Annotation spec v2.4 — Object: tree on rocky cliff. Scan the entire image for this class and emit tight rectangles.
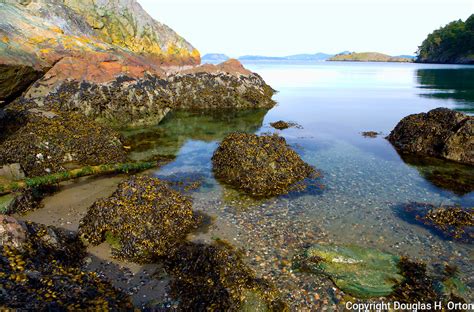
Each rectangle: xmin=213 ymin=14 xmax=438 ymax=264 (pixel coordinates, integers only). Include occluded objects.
xmin=417 ymin=14 xmax=474 ymax=64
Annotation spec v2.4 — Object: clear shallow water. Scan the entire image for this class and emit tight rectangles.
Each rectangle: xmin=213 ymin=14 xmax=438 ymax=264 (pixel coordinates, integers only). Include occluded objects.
xmin=125 ymin=62 xmax=474 ymax=307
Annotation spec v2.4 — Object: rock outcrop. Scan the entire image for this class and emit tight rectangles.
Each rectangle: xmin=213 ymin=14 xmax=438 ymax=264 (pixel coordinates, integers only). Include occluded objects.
xmin=212 ymin=132 xmax=318 ymax=197
xmin=0 ymin=1 xmax=275 ymax=126
xmin=387 ymin=108 xmax=473 ymax=165
xmin=14 ymin=59 xmax=275 ymax=127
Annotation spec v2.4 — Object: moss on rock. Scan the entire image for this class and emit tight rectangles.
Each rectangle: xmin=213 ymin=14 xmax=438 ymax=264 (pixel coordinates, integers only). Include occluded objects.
xmin=212 ymin=132 xmax=318 ymax=197
xmin=79 ymin=175 xmax=199 ymax=263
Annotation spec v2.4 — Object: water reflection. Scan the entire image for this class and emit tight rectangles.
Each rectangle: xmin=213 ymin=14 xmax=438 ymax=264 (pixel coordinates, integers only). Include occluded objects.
xmin=399 ymin=153 xmax=474 ymax=196
xmin=123 ymin=109 xmax=269 ymax=161
xmin=416 ymin=68 xmax=474 ymax=113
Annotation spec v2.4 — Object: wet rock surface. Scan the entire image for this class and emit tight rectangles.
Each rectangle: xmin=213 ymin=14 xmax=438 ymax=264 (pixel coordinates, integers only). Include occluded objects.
xmin=0 ymin=216 xmax=133 ymax=310
xmin=0 ymin=109 xmax=127 ymax=177
xmin=400 ymin=203 xmax=473 ymax=243
xmin=212 ymin=133 xmax=319 ymax=197
xmin=79 ymin=176 xmax=199 ymax=263
xmin=387 ymin=108 xmax=473 ymax=165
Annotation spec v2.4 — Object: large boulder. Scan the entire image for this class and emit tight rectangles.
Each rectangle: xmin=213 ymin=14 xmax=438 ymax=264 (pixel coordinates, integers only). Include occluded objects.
xmin=387 ymin=108 xmax=473 ymax=165
xmin=0 ymin=108 xmax=127 ymax=177
xmin=79 ymin=176 xmax=199 ymax=263
xmin=212 ymin=132 xmax=318 ymax=197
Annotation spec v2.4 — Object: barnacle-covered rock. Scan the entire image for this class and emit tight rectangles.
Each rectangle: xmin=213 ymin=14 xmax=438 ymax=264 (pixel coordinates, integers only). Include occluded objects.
xmin=212 ymin=132 xmax=318 ymax=197
xmin=164 ymin=240 xmax=288 ymax=311
xmin=18 ymin=59 xmax=275 ymax=127
xmin=293 ymin=244 xmax=404 ymax=298
xmin=0 ymin=217 xmax=132 ymax=310
xmin=0 ymin=215 xmax=27 ymax=251
xmin=0 ymin=109 xmax=127 ymax=177
xmin=79 ymin=175 xmax=199 ymax=263
xmin=401 ymin=203 xmax=473 ymax=242
xmin=387 ymin=108 xmax=473 ymax=165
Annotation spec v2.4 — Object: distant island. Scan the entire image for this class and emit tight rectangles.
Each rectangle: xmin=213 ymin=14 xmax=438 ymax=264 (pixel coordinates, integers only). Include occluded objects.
xmin=202 ymin=51 xmax=417 ymax=63
xmin=328 ymin=52 xmax=414 ymax=63
xmin=416 ymin=14 xmax=474 ymax=64
xmin=201 ymin=53 xmax=230 ymax=63
xmin=239 ymin=53 xmax=333 ymax=61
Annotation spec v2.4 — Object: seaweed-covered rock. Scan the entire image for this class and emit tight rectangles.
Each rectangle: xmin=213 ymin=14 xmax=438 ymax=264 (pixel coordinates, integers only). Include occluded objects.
xmin=0 ymin=109 xmax=127 ymax=177
xmin=79 ymin=175 xmax=199 ymax=263
xmin=164 ymin=240 xmax=288 ymax=311
xmin=212 ymin=133 xmax=318 ymax=197
xmin=401 ymin=203 xmax=473 ymax=242
xmin=361 ymin=131 xmax=381 ymax=138
xmin=0 ymin=217 xmax=132 ymax=310
xmin=387 ymin=108 xmax=473 ymax=165
xmin=390 ymin=257 xmax=439 ymax=302
xmin=270 ymin=121 xmax=301 ymax=130
xmin=293 ymin=244 xmax=404 ymax=298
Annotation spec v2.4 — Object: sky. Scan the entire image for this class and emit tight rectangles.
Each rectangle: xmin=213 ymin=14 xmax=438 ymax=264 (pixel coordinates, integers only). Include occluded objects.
xmin=138 ymin=0 xmax=473 ymax=57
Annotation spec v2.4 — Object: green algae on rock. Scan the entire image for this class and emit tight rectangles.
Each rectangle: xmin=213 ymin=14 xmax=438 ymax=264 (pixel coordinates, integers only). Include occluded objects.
xmin=293 ymin=244 xmax=403 ymax=298
xmin=164 ymin=240 xmax=288 ymax=311
xmin=79 ymin=176 xmax=199 ymax=263
xmin=0 ymin=216 xmax=133 ymax=310
xmin=0 ymin=109 xmax=127 ymax=177
xmin=295 ymin=244 xmax=470 ymax=302
xmin=212 ymin=132 xmax=319 ymax=197
xmin=401 ymin=202 xmax=473 ymax=243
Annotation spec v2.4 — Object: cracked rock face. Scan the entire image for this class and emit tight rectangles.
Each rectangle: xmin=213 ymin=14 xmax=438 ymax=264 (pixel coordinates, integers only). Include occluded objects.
xmin=388 ymin=108 xmax=473 ymax=165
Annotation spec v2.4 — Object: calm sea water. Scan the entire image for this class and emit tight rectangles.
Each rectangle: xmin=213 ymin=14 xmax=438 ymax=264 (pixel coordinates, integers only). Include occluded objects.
xmin=125 ymin=61 xmax=474 ymax=304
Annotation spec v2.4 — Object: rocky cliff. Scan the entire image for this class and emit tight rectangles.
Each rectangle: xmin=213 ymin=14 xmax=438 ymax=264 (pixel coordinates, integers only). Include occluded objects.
xmin=0 ymin=0 xmax=275 ymax=126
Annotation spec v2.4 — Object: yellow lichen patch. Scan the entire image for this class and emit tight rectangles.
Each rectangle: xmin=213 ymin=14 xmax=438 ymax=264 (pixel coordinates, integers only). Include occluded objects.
xmin=49 ymin=26 xmax=64 ymax=34
xmin=1 ymin=36 xmax=10 ymax=44
xmin=39 ymin=48 xmax=51 ymax=55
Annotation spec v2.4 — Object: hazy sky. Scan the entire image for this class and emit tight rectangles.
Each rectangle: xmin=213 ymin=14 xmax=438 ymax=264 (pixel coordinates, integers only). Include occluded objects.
xmin=138 ymin=0 xmax=473 ymax=57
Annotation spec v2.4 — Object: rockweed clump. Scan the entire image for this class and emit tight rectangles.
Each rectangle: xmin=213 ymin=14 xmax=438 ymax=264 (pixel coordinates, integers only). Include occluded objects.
xmin=212 ymin=132 xmax=319 ymax=197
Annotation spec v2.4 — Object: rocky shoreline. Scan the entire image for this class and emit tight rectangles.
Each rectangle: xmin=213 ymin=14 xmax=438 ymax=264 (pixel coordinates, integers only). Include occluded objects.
xmin=1 ymin=0 xmax=473 ymax=310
